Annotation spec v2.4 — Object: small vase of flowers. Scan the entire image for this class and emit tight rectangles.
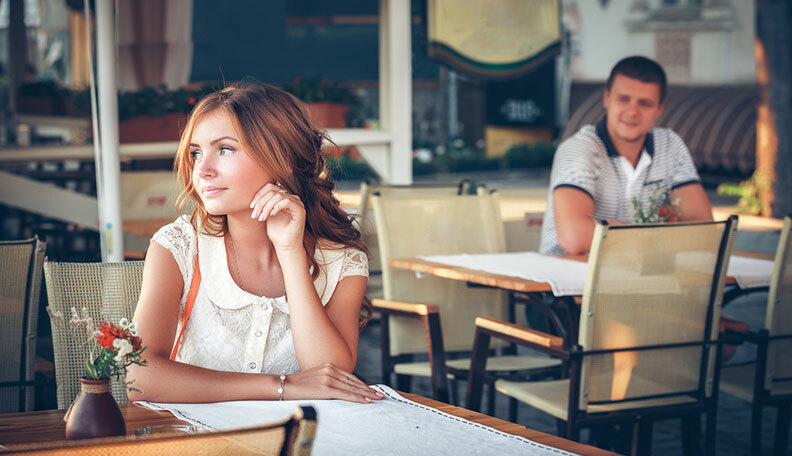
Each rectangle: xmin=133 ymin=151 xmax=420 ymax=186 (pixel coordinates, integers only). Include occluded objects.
xmin=53 ymin=308 xmax=147 ymax=440
xmin=632 ymin=187 xmax=679 ymax=224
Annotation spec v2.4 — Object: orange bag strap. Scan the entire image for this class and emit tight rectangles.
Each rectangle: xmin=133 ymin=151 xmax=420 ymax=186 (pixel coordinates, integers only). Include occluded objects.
xmin=170 ymin=250 xmax=201 ymax=360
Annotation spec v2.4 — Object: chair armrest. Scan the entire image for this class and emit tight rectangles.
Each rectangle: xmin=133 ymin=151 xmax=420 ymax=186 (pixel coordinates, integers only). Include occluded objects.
xmin=719 ymin=315 xmax=749 ymax=334
xmin=372 ymin=299 xmax=450 ymax=403
xmin=466 ymin=317 xmax=566 ymax=412
xmin=475 ymin=317 xmax=567 ymax=358
xmin=476 ymin=316 xmax=563 ymax=347
xmin=372 ymin=298 xmax=439 ymax=318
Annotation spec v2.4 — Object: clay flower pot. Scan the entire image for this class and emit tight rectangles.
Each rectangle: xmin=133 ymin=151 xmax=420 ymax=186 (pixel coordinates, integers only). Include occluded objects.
xmin=306 ymin=102 xmax=349 ymax=128
xmin=64 ymin=377 xmax=126 ymax=440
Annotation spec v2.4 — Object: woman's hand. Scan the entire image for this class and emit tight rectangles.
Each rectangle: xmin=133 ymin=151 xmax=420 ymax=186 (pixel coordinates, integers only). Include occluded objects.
xmin=249 ymin=183 xmax=306 ymax=251
xmin=280 ymin=363 xmax=384 ymax=403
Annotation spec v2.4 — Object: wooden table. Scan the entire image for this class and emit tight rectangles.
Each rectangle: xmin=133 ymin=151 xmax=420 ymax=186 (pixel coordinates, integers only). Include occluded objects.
xmin=0 ymin=395 xmax=616 ymax=455
xmin=388 ymin=250 xmax=774 ymax=293
xmin=389 ymin=250 xmax=772 ymax=343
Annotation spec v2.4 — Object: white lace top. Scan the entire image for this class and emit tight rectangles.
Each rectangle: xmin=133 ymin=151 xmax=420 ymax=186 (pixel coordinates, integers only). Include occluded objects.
xmin=151 ymin=216 xmax=368 ymax=375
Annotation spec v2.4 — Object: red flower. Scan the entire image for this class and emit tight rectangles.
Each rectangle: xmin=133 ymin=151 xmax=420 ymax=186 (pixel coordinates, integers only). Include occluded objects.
xmin=96 ymin=322 xmax=120 ymax=350
xmin=129 ymin=334 xmax=142 ymax=351
xmin=188 ymin=96 xmax=196 ymax=105
xmin=95 ymin=322 xmax=137 ymax=352
xmin=658 ymin=204 xmax=677 ymax=222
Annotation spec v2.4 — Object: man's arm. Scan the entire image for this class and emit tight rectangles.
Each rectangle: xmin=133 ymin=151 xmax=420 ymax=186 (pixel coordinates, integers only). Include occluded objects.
xmin=670 ymin=183 xmax=713 ymax=222
xmin=553 ymin=186 xmax=597 ymax=255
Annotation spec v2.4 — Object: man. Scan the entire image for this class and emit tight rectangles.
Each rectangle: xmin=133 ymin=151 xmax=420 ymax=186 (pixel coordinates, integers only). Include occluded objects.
xmin=539 ymin=56 xmax=713 ymax=255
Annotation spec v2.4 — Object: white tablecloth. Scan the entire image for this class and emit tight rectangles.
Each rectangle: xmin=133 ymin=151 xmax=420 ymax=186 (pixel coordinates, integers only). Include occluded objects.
xmin=138 ymin=385 xmax=578 ymax=456
xmin=419 ymin=252 xmax=773 ymax=297
xmin=727 ymin=255 xmax=775 ymax=290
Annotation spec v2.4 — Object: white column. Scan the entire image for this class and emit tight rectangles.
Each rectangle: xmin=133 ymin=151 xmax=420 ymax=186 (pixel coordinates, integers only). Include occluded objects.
xmin=379 ymin=0 xmax=412 ymax=185
xmin=96 ymin=0 xmax=124 ymax=261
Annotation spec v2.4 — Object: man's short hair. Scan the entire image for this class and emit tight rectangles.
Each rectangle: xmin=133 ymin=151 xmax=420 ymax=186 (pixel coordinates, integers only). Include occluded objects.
xmin=606 ymin=56 xmax=667 ymax=103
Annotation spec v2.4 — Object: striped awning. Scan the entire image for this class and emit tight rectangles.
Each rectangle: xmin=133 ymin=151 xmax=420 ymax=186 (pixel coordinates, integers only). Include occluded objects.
xmin=561 ymin=83 xmax=758 ymax=175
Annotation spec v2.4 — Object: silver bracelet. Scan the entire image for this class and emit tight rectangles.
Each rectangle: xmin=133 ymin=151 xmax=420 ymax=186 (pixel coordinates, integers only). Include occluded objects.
xmin=277 ymin=372 xmax=287 ymax=401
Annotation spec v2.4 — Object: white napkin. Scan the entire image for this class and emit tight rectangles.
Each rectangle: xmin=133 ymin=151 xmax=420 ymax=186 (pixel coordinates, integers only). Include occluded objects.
xmin=727 ymin=255 xmax=774 ymax=290
xmin=137 ymin=385 xmax=579 ymax=456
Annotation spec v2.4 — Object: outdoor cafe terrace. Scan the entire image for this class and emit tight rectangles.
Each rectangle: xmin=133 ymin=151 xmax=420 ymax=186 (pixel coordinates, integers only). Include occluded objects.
xmin=0 ymin=173 xmax=788 ymax=455
xmin=1 ymin=1 xmax=791 ymax=455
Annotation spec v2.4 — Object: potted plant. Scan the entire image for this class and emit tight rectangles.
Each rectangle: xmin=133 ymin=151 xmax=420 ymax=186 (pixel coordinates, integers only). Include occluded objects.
xmin=16 ymin=80 xmax=76 ymax=116
xmin=75 ymin=85 xmax=209 ymax=143
xmin=281 ymin=78 xmax=359 ymax=129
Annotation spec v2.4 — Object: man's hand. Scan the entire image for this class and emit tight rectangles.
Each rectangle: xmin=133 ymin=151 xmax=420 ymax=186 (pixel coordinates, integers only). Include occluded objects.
xmin=553 ymin=187 xmax=597 ymax=255
xmin=670 ymin=183 xmax=714 ymax=222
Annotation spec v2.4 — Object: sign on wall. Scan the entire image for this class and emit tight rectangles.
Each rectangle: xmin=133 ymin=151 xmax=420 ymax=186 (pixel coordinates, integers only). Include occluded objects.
xmin=486 ymin=60 xmax=556 ymax=128
xmin=427 ymin=0 xmax=561 ymax=79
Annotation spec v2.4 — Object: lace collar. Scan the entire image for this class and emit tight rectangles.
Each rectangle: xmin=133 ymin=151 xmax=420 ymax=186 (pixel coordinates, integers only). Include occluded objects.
xmin=196 ymin=232 xmax=345 ymax=311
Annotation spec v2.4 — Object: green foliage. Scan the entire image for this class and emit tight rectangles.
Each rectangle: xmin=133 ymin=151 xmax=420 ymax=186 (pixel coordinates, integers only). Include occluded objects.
xmin=22 ymin=81 xmax=210 ymax=120
xmin=404 ymin=141 xmax=557 ymax=178
xmin=281 ymin=79 xmax=359 ymax=105
xmin=434 ymin=144 xmax=500 ymax=173
xmin=412 ymin=158 xmax=437 ymax=176
xmin=326 ymin=154 xmax=377 ymax=180
xmin=75 ymin=85 xmax=212 ymax=121
xmin=117 ymin=86 xmax=209 ymax=120
xmin=17 ymin=80 xmax=69 ymax=98
xmin=717 ymin=171 xmax=769 ymax=216
xmin=503 ymin=143 xmax=556 ymax=168
xmin=71 ymin=80 xmax=358 ymax=122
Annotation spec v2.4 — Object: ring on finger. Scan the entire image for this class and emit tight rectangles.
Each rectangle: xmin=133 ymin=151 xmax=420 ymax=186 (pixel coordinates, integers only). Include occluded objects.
xmin=278 ymin=188 xmax=287 ymax=195
xmin=345 ymin=376 xmax=350 ymax=385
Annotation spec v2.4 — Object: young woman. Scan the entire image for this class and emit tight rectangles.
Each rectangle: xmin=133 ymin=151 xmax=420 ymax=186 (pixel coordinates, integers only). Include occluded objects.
xmin=127 ymin=83 xmax=382 ymax=404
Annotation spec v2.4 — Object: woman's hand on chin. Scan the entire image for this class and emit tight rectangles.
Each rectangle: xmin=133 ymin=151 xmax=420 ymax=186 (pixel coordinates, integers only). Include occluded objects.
xmin=281 ymin=363 xmax=384 ymax=403
xmin=249 ymin=182 xmax=306 ymax=251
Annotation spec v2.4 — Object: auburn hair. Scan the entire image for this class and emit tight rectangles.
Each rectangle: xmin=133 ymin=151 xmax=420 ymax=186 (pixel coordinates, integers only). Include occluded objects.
xmin=174 ymin=83 xmax=371 ymax=327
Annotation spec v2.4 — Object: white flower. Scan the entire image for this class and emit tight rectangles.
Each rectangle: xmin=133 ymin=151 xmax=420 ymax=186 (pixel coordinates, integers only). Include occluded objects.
xmin=113 ymin=338 xmax=133 ymax=363
xmin=45 ymin=307 xmax=64 ymax=322
xmin=118 ymin=318 xmax=139 ymax=336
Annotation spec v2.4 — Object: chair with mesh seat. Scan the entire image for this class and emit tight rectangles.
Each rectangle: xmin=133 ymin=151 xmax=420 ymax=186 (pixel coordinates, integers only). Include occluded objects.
xmin=44 ymin=260 xmax=145 ymax=409
xmin=357 ymin=178 xmax=472 ymax=300
xmin=477 ymin=186 xmax=551 ymax=334
xmin=3 ymin=405 xmax=317 ymax=455
xmin=475 ymin=186 xmax=544 ymax=253
xmin=466 ymin=217 xmax=738 ymax=455
xmin=372 ymin=192 xmax=561 ymax=409
xmin=719 ymin=214 xmax=792 ymax=456
xmin=0 ymin=236 xmax=46 ymax=413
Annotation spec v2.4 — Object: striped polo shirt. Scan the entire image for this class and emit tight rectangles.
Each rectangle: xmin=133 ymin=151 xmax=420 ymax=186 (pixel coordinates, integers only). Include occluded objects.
xmin=539 ymin=116 xmax=701 ymax=254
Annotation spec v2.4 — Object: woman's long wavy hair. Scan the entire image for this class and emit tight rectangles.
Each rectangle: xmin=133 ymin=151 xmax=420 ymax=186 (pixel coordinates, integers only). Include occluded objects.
xmin=174 ymin=83 xmax=371 ymax=327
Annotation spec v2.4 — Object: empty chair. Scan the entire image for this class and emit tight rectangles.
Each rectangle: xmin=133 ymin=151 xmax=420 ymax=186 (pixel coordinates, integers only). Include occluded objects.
xmin=0 ymin=237 xmax=46 ymax=413
xmin=475 ymin=186 xmax=544 ymax=252
xmin=44 ymin=261 xmax=144 ymax=409
xmin=358 ymin=178 xmax=471 ymax=299
xmin=467 ymin=217 xmax=738 ymax=455
xmin=372 ymin=192 xmax=559 ymax=407
xmin=720 ymin=214 xmax=792 ymax=456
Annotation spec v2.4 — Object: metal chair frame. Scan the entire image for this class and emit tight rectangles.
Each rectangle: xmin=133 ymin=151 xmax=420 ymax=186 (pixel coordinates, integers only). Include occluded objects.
xmin=467 ymin=217 xmax=738 ymax=456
